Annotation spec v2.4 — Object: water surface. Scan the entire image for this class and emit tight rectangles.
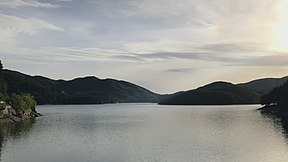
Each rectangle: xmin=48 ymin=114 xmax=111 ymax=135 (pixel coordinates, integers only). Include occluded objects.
xmin=1 ymin=104 xmax=288 ymax=162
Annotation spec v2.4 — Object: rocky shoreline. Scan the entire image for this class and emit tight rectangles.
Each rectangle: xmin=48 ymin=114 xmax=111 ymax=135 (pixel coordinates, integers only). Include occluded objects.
xmin=0 ymin=105 xmax=42 ymax=123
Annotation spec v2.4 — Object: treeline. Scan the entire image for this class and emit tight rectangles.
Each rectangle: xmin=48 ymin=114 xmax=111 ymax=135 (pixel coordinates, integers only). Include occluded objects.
xmin=0 ymin=60 xmax=37 ymax=117
xmin=3 ymin=69 xmax=159 ymax=105
xmin=261 ymin=80 xmax=288 ymax=107
xmin=158 ymin=82 xmax=261 ymax=105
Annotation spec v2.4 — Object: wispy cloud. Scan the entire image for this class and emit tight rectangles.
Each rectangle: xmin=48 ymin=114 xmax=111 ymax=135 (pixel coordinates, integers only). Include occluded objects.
xmin=164 ymin=68 xmax=194 ymax=73
xmin=1 ymin=45 xmax=256 ymax=66
xmin=0 ymin=13 xmax=64 ymax=53
xmin=1 ymin=47 xmax=143 ymax=63
xmin=0 ymin=0 xmax=58 ymax=8
xmin=246 ymin=54 xmax=288 ymax=66
xmin=0 ymin=14 xmax=63 ymax=34
xmin=1 ymin=0 xmax=288 ymax=93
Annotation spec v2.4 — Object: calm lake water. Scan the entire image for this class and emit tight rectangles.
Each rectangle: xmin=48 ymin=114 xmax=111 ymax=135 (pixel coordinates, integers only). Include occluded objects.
xmin=1 ymin=104 xmax=288 ymax=162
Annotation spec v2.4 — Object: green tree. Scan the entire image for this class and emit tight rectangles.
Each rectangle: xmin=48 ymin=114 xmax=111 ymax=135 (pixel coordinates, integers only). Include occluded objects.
xmin=9 ymin=93 xmax=37 ymax=116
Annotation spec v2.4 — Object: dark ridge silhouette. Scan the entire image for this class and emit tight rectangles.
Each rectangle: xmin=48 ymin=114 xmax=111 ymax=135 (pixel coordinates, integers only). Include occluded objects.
xmin=3 ymin=69 xmax=159 ymax=105
xmin=259 ymin=80 xmax=288 ymax=138
xmin=259 ymin=79 xmax=288 ymax=114
xmin=238 ymin=76 xmax=288 ymax=94
xmin=0 ymin=61 xmax=5 ymax=94
xmin=3 ymin=68 xmax=287 ymax=106
xmin=158 ymin=81 xmax=261 ymax=105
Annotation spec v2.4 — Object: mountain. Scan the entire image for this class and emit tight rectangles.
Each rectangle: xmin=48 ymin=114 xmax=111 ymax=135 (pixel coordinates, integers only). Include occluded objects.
xmin=237 ymin=76 xmax=288 ymax=94
xmin=3 ymin=69 xmax=159 ymax=105
xmin=259 ymin=80 xmax=288 ymax=136
xmin=158 ymin=76 xmax=288 ymax=105
xmin=4 ymin=68 xmax=287 ymax=106
xmin=158 ymin=81 xmax=261 ymax=105
xmin=260 ymin=80 xmax=288 ymax=108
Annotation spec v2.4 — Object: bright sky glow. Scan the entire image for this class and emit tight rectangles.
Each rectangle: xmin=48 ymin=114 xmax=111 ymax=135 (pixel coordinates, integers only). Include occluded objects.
xmin=272 ymin=0 xmax=288 ymax=52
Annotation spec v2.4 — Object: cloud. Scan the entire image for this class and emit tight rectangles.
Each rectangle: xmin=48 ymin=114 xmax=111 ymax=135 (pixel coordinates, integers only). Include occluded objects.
xmin=138 ymin=52 xmax=203 ymax=60
xmin=164 ymin=68 xmax=194 ymax=73
xmin=2 ymin=46 xmax=253 ymax=66
xmin=0 ymin=30 xmax=18 ymax=49
xmin=0 ymin=14 xmax=63 ymax=34
xmin=0 ymin=14 xmax=64 ymax=52
xmin=198 ymin=43 xmax=258 ymax=53
xmin=126 ymin=0 xmax=281 ymax=50
xmin=129 ymin=0 xmax=203 ymax=19
xmin=136 ymin=51 xmax=249 ymax=66
xmin=0 ymin=0 xmax=58 ymax=8
xmin=0 ymin=47 xmax=143 ymax=63
xmin=0 ymin=13 xmax=63 ymax=51
xmin=1 ymin=0 xmax=287 ymax=93
xmin=246 ymin=54 xmax=288 ymax=66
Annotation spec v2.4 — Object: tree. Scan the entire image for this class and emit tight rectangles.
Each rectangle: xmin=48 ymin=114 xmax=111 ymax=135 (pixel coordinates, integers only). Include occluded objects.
xmin=9 ymin=93 xmax=37 ymax=116
xmin=0 ymin=60 xmax=2 ymax=71
xmin=0 ymin=60 xmax=5 ymax=94
xmin=261 ymin=80 xmax=288 ymax=107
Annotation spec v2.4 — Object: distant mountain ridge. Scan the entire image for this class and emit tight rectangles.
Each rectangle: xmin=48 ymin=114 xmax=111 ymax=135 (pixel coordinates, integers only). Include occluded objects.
xmin=3 ymin=69 xmax=287 ymax=105
xmin=158 ymin=81 xmax=262 ymax=105
xmin=159 ymin=76 xmax=288 ymax=105
xmin=3 ymin=69 xmax=159 ymax=105
xmin=237 ymin=76 xmax=288 ymax=94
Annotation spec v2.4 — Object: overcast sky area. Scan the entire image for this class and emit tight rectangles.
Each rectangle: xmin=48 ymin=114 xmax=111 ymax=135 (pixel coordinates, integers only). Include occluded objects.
xmin=1 ymin=0 xmax=288 ymax=93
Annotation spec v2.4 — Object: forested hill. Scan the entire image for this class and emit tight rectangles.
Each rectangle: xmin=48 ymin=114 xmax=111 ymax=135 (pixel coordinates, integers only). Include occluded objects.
xmin=158 ymin=76 xmax=288 ymax=105
xmin=238 ymin=76 xmax=288 ymax=94
xmin=259 ymin=80 xmax=288 ymax=136
xmin=261 ymin=80 xmax=288 ymax=108
xmin=158 ymin=81 xmax=262 ymax=105
xmin=3 ymin=68 xmax=287 ymax=106
xmin=3 ymin=69 xmax=159 ymax=105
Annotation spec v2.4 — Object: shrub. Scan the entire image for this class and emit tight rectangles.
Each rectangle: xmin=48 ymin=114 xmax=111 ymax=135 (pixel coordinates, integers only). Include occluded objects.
xmin=9 ymin=93 xmax=36 ymax=116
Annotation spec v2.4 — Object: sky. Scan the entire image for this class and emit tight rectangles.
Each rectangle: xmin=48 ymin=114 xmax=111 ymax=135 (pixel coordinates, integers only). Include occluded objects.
xmin=0 ymin=0 xmax=288 ymax=93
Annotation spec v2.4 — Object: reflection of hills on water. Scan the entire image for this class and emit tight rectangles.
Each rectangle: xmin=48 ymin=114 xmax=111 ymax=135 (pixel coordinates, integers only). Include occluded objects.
xmin=261 ymin=112 xmax=288 ymax=141
xmin=276 ymin=117 xmax=288 ymax=139
xmin=0 ymin=119 xmax=35 ymax=160
xmin=280 ymin=118 xmax=288 ymax=138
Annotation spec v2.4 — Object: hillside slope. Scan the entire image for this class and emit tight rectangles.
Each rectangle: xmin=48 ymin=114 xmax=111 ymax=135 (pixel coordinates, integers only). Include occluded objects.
xmin=238 ymin=76 xmax=288 ymax=94
xmin=3 ymin=70 xmax=159 ymax=105
xmin=158 ymin=81 xmax=261 ymax=105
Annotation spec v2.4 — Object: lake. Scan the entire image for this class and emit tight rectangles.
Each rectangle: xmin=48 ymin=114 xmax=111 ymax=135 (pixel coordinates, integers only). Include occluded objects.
xmin=1 ymin=104 xmax=288 ymax=162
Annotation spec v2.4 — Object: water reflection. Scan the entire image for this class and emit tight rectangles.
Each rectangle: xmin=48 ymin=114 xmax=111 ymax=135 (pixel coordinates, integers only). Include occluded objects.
xmin=2 ymin=105 xmax=288 ymax=162
xmin=260 ymin=112 xmax=288 ymax=141
xmin=280 ymin=118 xmax=288 ymax=137
xmin=0 ymin=119 xmax=35 ymax=160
